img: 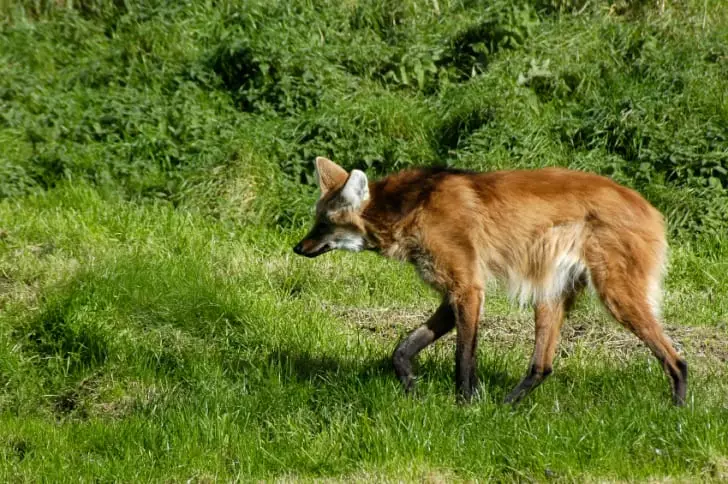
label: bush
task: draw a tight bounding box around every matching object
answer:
[1,0,727,239]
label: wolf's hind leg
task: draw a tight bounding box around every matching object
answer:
[504,299,568,404]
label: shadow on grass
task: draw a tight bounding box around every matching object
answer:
[267,349,390,383]
[266,346,520,401]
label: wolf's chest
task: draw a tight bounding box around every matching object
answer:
[387,243,445,292]
[412,252,443,290]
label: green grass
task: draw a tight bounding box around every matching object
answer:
[2,0,728,481]
[1,184,727,481]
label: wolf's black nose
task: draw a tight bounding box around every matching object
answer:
[293,243,303,255]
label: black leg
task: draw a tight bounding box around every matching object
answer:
[392,301,455,393]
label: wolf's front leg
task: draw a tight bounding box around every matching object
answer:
[452,287,483,403]
[392,300,455,393]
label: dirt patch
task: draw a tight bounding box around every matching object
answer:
[89,380,163,420]
[274,467,461,484]
[326,304,728,364]
[49,373,164,421]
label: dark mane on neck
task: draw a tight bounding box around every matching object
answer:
[361,167,477,237]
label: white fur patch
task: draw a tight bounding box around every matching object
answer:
[507,255,589,308]
[340,170,369,209]
[646,240,667,319]
[502,223,590,308]
[331,232,366,252]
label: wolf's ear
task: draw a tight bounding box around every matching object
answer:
[340,169,369,209]
[315,157,349,195]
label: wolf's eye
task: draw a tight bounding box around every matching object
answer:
[310,221,331,237]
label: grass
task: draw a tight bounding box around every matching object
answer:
[1,0,728,481]
[1,184,727,481]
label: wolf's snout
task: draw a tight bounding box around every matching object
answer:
[293,242,304,256]
[293,239,331,258]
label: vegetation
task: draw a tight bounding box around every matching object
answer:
[1,0,727,480]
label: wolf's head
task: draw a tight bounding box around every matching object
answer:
[293,157,371,258]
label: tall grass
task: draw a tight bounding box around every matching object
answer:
[3,0,728,235]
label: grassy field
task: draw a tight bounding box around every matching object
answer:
[1,0,728,481]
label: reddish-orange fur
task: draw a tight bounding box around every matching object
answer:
[294,157,687,405]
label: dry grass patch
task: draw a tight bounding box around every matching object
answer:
[327,303,728,367]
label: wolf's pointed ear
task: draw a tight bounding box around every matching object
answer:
[340,169,369,209]
[315,157,349,195]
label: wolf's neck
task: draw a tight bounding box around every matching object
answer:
[360,178,421,256]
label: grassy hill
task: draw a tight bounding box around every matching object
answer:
[1,0,728,480]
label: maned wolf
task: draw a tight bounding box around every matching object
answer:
[293,157,687,405]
